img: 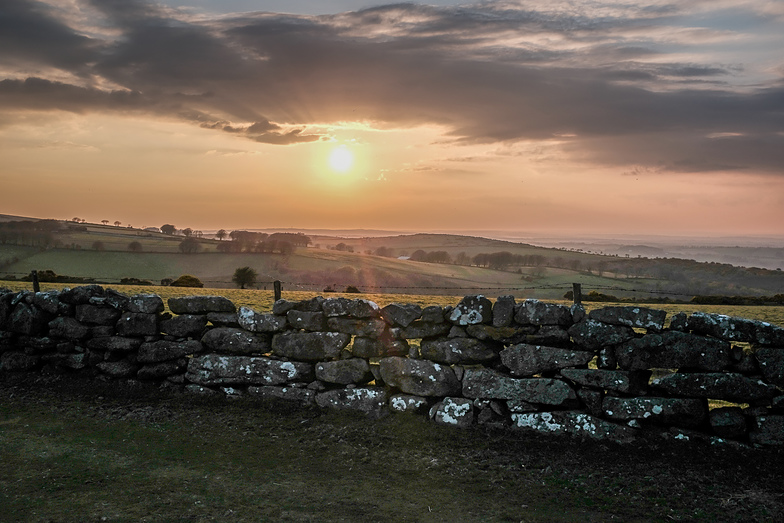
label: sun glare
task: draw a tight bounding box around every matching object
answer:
[328,146,354,173]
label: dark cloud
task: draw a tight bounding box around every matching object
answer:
[0,0,97,72]
[0,0,782,174]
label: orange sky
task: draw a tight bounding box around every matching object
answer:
[2,1,784,238]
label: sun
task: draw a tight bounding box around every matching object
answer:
[328,146,354,173]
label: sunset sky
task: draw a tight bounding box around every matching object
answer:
[2,0,783,237]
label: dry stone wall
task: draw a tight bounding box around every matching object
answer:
[2,285,784,446]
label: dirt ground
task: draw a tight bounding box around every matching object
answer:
[1,373,783,522]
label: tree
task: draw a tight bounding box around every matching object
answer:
[92,241,105,251]
[179,237,200,254]
[72,217,81,223]
[114,221,121,227]
[101,220,109,226]
[182,228,193,237]
[232,266,258,289]
[216,229,227,241]
[128,241,142,252]
[161,224,176,235]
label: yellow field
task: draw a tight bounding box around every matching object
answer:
[3,280,783,327]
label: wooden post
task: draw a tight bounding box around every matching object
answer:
[572,283,582,305]
[32,270,40,293]
[274,280,282,302]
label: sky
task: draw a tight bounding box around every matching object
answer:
[1,0,784,238]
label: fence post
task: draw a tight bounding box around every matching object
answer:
[274,280,282,302]
[572,283,582,305]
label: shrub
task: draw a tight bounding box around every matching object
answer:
[344,286,360,293]
[170,274,204,288]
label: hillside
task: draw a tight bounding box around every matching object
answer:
[1,217,783,300]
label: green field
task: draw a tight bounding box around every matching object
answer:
[3,219,784,302]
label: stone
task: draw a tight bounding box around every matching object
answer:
[32,291,65,315]
[511,411,636,443]
[500,344,594,377]
[21,336,58,353]
[576,388,604,417]
[588,306,667,332]
[464,324,537,344]
[202,327,270,355]
[186,354,314,386]
[326,317,387,338]
[709,407,747,439]
[185,384,218,395]
[315,358,372,385]
[116,313,158,337]
[506,399,539,413]
[560,368,651,395]
[87,336,142,352]
[75,304,120,326]
[322,298,380,318]
[168,296,236,315]
[597,347,618,369]
[96,360,138,378]
[616,331,732,372]
[389,394,429,414]
[378,357,461,397]
[138,340,204,363]
[421,306,445,323]
[126,294,165,314]
[755,322,784,346]
[247,385,316,405]
[514,300,572,327]
[238,307,287,333]
[397,321,451,339]
[680,312,757,342]
[651,372,778,403]
[9,303,51,336]
[0,351,40,371]
[754,348,784,388]
[315,387,388,417]
[351,336,409,358]
[748,415,784,445]
[160,314,207,338]
[381,303,422,327]
[59,285,105,305]
[449,295,493,325]
[48,353,87,371]
[48,317,90,340]
[272,331,351,361]
[492,295,516,328]
[286,310,325,331]
[602,396,707,428]
[272,299,298,315]
[570,304,586,324]
[420,337,498,364]
[137,361,184,380]
[429,397,474,427]
[207,312,240,327]
[462,368,577,407]
[568,320,635,351]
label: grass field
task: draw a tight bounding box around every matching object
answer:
[3,280,783,326]
[1,376,782,522]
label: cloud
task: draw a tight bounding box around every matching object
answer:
[0,0,782,173]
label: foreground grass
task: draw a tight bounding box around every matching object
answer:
[1,376,783,522]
